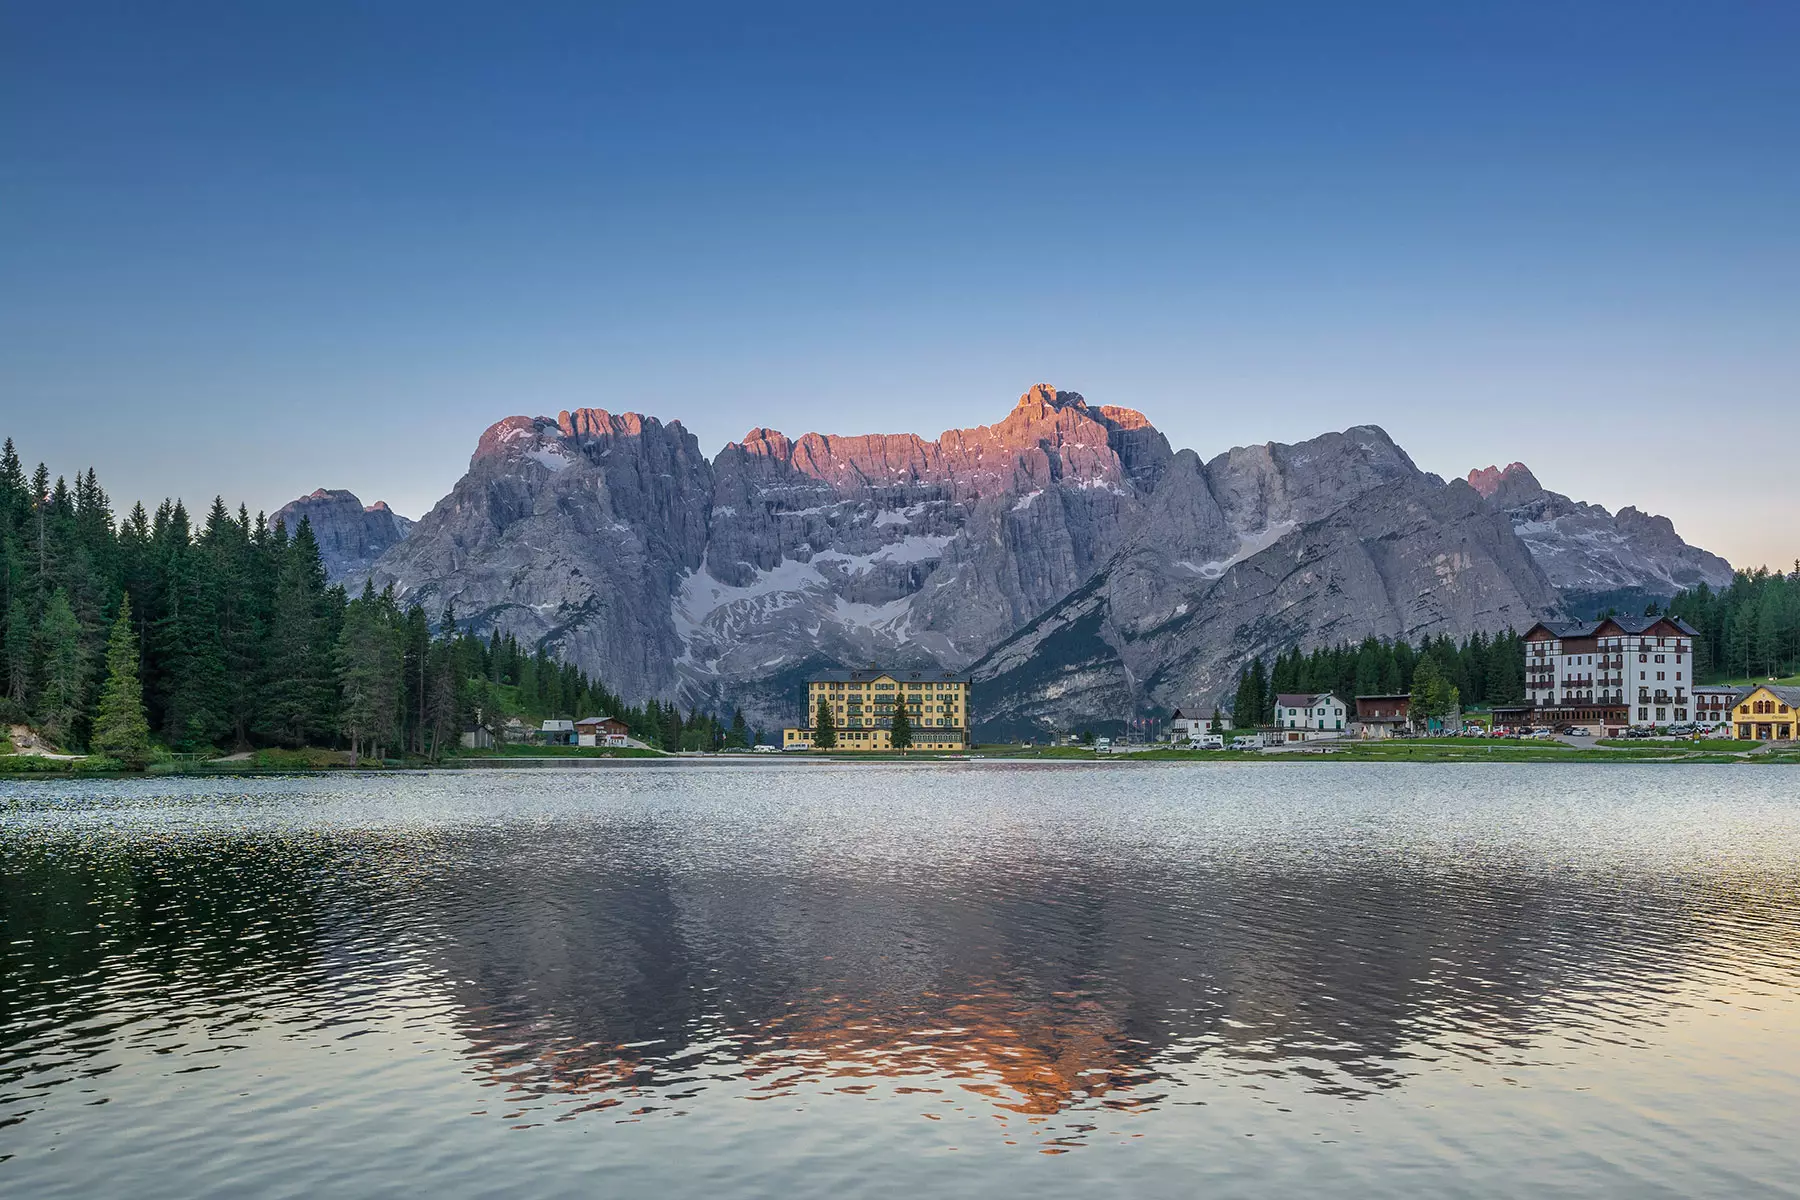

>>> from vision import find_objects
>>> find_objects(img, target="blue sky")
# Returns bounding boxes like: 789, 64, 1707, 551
3, 2, 1796, 567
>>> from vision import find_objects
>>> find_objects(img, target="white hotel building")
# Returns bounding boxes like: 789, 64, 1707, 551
1521, 614, 1700, 733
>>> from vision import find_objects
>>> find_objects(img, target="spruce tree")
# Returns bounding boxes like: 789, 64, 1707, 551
261, 518, 338, 747
36, 589, 86, 747
93, 597, 152, 767
813, 696, 836, 748
4, 592, 30, 708
335, 584, 402, 759
889, 693, 913, 749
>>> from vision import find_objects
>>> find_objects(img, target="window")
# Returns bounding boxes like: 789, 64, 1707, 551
1639, 708, 1649, 720
1655, 655, 1664, 663
1656, 672, 1665, 681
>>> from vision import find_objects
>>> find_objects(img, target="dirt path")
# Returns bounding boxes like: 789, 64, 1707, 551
6, 724, 83, 760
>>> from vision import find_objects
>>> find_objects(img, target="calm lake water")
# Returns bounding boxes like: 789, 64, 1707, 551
4, 763, 1800, 1198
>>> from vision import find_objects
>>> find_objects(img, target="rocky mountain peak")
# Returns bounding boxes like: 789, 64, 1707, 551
1014, 383, 1086, 414
272, 488, 415, 585
1467, 462, 1546, 508
1465, 461, 1730, 609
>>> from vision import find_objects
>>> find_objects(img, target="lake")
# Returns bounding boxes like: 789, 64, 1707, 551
4, 762, 1800, 1198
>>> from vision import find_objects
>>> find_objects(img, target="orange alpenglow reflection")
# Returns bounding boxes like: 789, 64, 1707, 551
454, 985, 1162, 1135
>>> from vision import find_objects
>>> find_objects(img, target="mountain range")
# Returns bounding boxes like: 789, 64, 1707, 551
275, 386, 1732, 738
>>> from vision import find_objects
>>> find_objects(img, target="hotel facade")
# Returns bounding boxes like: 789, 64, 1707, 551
1521, 614, 1701, 733
783, 669, 972, 751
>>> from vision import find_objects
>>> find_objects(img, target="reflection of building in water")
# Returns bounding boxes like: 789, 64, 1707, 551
409, 834, 1762, 1131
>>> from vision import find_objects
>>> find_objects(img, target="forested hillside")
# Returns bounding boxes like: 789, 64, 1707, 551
1229, 631, 1529, 726
0, 438, 740, 758
1669, 566, 1800, 682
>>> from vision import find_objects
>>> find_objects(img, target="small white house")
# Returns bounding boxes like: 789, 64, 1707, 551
1274, 693, 1347, 742
1169, 709, 1232, 742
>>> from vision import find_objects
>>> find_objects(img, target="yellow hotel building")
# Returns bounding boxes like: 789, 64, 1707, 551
783, 669, 971, 751
1733, 684, 1800, 742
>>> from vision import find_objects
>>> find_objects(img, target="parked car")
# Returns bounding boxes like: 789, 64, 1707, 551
752, 744, 778, 754
1195, 733, 1225, 750
1567, 727, 1591, 737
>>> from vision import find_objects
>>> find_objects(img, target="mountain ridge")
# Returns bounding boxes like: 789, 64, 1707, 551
276, 385, 1732, 735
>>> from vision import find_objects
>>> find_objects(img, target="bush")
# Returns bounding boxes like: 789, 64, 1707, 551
0, 754, 126, 774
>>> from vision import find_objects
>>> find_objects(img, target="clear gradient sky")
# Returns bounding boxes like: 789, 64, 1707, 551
3, 3, 1796, 567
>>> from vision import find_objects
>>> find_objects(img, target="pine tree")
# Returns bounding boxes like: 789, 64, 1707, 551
93, 597, 152, 767
4, 592, 31, 708
1232, 659, 1264, 729
36, 589, 86, 747
335, 584, 402, 759
813, 697, 837, 748
1253, 657, 1273, 724
261, 518, 338, 747
889, 693, 913, 749
728, 706, 748, 748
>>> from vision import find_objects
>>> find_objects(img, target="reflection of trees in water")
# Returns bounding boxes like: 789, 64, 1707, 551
0, 835, 352, 1127
422, 831, 1800, 1124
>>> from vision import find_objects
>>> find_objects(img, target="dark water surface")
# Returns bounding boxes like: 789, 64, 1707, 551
4, 763, 1800, 1198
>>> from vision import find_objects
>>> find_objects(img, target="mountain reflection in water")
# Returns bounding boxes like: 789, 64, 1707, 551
4, 764, 1800, 1192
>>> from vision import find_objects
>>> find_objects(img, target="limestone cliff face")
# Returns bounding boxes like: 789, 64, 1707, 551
368, 410, 714, 704
1466, 462, 1733, 611
969, 433, 1562, 740
685, 387, 1171, 704
270, 489, 414, 585
362, 386, 1727, 737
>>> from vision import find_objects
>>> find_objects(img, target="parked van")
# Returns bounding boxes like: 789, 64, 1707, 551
1196, 733, 1225, 750
1094, 737, 1113, 754
1231, 734, 1263, 750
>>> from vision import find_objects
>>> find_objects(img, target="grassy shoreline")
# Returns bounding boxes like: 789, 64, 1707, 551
6, 741, 1799, 776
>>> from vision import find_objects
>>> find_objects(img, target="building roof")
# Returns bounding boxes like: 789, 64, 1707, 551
1524, 614, 1700, 640
1275, 692, 1339, 707
574, 715, 624, 726
1741, 684, 1800, 707
1692, 684, 1750, 697
1355, 694, 1411, 702
540, 719, 574, 731
810, 668, 970, 683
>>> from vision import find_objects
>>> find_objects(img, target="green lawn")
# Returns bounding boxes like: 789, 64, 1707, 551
1707, 673, 1800, 688
455, 743, 664, 759
1598, 738, 1761, 751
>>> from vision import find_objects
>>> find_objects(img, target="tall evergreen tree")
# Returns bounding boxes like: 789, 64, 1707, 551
334, 585, 402, 759
36, 589, 86, 747
4, 592, 30, 708
260, 518, 338, 747
93, 597, 152, 767
889, 693, 913, 749
813, 697, 837, 748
